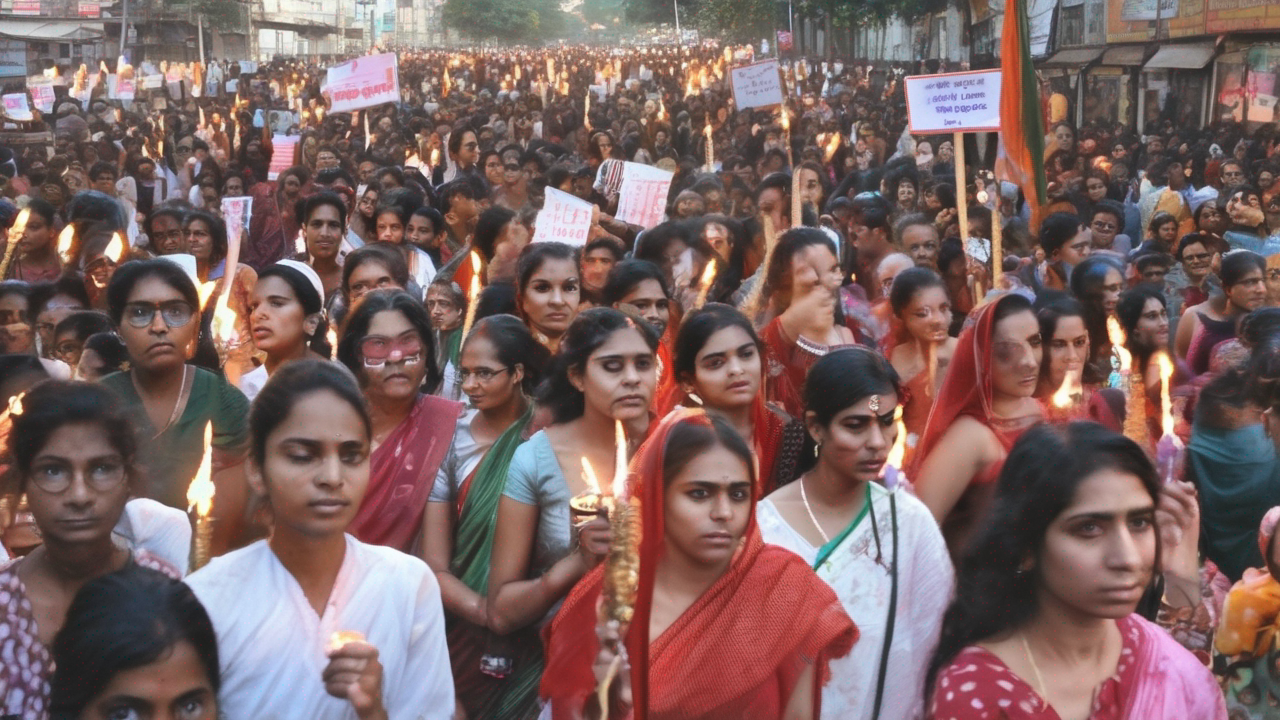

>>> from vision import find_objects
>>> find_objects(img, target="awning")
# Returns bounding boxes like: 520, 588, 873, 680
1042, 47, 1104, 67
0, 21, 104, 42
1101, 46, 1148, 66
1144, 43, 1217, 70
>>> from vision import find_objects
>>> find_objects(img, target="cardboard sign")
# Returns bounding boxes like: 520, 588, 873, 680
3, 93, 32, 122
532, 188, 594, 246
27, 80, 54, 114
730, 59, 784, 110
615, 162, 674, 230
903, 70, 1002, 134
268, 135, 300, 181
326, 52, 400, 113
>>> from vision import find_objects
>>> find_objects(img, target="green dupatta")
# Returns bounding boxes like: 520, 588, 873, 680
449, 404, 541, 720
812, 483, 873, 570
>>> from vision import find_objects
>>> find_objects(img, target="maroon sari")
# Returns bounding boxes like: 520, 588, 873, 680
350, 394, 462, 552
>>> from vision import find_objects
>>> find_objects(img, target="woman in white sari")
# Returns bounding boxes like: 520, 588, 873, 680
759, 347, 953, 720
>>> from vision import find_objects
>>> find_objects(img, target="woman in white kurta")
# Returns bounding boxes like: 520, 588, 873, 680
185, 359, 454, 720
759, 347, 953, 720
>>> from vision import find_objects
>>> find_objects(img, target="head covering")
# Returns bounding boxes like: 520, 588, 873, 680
275, 258, 325, 304
540, 408, 855, 719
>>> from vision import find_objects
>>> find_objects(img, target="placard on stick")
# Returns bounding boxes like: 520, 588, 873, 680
903, 70, 1001, 133
326, 52, 400, 113
729, 59, 784, 110
615, 162, 674, 230
532, 188, 594, 246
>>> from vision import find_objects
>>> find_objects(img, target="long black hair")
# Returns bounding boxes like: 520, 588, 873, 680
536, 307, 659, 424
49, 565, 220, 720
926, 422, 1161, 696
463, 314, 550, 396
803, 347, 901, 427
673, 302, 761, 383
336, 288, 441, 392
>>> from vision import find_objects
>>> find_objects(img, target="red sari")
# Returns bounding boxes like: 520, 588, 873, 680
909, 296, 1043, 553
540, 409, 855, 720
761, 317, 853, 419
349, 393, 462, 552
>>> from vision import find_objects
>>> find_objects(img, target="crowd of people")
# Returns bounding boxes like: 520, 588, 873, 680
0, 41, 1279, 719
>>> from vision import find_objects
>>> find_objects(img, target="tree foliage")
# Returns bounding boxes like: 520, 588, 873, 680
195, 0, 247, 32
622, 0, 951, 37
442, 0, 568, 41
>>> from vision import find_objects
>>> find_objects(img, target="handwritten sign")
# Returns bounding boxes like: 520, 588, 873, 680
532, 188, 594, 246
903, 70, 1002, 134
615, 162, 674, 230
3, 93, 32, 122
326, 52, 400, 113
730, 59, 784, 110
27, 80, 54, 114
221, 196, 252, 251
268, 135, 300, 181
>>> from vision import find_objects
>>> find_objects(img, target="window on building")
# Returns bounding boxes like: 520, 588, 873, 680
1060, 5, 1084, 47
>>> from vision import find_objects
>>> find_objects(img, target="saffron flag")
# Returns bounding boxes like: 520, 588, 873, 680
995, 0, 1047, 227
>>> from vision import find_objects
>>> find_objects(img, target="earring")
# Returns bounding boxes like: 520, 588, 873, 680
687, 391, 704, 406
814, 441, 822, 458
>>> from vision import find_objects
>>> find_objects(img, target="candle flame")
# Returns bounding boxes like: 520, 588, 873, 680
780, 109, 790, 133
326, 630, 366, 655
885, 406, 906, 470
1157, 351, 1175, 436
104, 231, 125, 264
294, 229, 306, 257
55, 222, 74, 263
1107, 317, 1131, 372
186, 422, 215, 517
8, 391, 24, 417
8, 208, 30, 243
1052, 368, 1083, 409
326, 326, 338, 358
198, 280, 218, 312
210, 293, 239, 347
611, 420, 627, 499
581, 457, 602, 495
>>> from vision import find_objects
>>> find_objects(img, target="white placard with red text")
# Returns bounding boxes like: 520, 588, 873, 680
27, 80, 54, 114
615, 162, 673, 230
532, 188, 594, 246
3, 93, 32, 121
326, 53, 400, 113
268, 135, 300, 181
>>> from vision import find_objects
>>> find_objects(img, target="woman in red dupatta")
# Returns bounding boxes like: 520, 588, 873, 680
884, 267, 958, 470
760, 229, 857, 419
910, 293, 1044, 556
926, 423, 1225, 720
336, 289, 461, 553
673, 303, 806, 494
541, 409, 855, 720
1034, 298, 1123, 431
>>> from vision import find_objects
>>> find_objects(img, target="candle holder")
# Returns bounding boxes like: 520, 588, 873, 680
570, 490, 605, 525
190, 513, 214, 571
599, 495, 641, 625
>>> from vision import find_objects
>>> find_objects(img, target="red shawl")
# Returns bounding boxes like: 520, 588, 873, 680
349, 393, 462, 552
540, 409, 855, 720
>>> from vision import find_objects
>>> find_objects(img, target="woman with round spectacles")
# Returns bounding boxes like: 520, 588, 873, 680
336, 289, 462, 553
100, 259, 251, 539
0, 380, 181, 718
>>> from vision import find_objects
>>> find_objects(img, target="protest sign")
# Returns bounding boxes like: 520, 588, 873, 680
532, 188, 594, 246
141, 74, 163, 90
221, 196, 252, 256
615, 162, 674, 230
268, 136, 300, 180
903, 70, 1002, 134
730, 59, 784, 110
3, 93, 32, 122
326, 52, 400, 113
27, 80, 54, 114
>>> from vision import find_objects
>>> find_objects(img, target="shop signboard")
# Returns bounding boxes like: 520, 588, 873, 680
1206, 0, 1280, 33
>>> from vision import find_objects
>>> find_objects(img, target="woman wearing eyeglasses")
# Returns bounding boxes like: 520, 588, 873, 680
0, 380, 181, 718
100, 260, 251, 543
424, 314, 549, 718
336, 289, 462, 553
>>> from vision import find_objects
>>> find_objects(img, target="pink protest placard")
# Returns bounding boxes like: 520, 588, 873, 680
615, 162, 673, 230
532, 188, 594, 246
326, 53, 400, 113
268, 136, 300, 181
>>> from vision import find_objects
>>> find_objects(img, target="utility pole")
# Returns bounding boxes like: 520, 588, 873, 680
119, 0, 128, 58
197, 13, 206, 64
673, 0, 680, 40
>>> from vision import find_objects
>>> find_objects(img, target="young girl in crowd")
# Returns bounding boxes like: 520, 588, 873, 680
487, 308, 658, 717
674, 302, 805, 493
760, 348, 952, 719
1, 381, 180, 717
602, 259, 677, 414
515, 242, 581, 353
425, 314, 547, 719
885, 266, 956, 467
240, 259, 332, 401
1035, 296, 1123, 430
928, 422, 1224, 719
542, 409, 856, 719
336, 289, 460, 553
184, 360, 454, 719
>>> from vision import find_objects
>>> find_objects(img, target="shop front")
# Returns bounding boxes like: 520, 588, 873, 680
1041, 47, 1104, 127
1083, 46, 1148, 128
1141, 42, 1216, 131
1212, 44, 1280, 128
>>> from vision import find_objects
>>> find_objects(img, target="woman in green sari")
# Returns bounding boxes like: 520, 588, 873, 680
424, 314, 549, 719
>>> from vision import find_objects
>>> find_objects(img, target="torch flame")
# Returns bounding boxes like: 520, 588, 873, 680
8, 391, 24, 417
8, 208, 30, 242
693, 259, 718, 310
197, 280, 218, 312
611, 420, 627, 499
1052, 369, 1083, 409
210, 293, 239, 347
55, 223, 74, 263
581, 457, 602, 495
1106, 317, 1131, 372
185, 422, 215, 517
1157, 351, 1175, 436
104, 232, 125, 264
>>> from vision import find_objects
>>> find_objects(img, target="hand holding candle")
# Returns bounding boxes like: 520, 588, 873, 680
1155, 351, 1185, 483
186, 422, 216, 570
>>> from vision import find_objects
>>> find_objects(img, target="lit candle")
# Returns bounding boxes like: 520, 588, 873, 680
692, 259, 718, 310
704, 123, 714, 172
1051, 368, 1083, 415
570, 457, 604, 522
882, 406, 906, 490
460, 251, 483, 341
186, 422, 216, 570
104, 231, 125, 264
326, 630, 366, 655
1108, 317, 1148, 448
0, 208, 30, 278
1155, 351, 1184, 483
